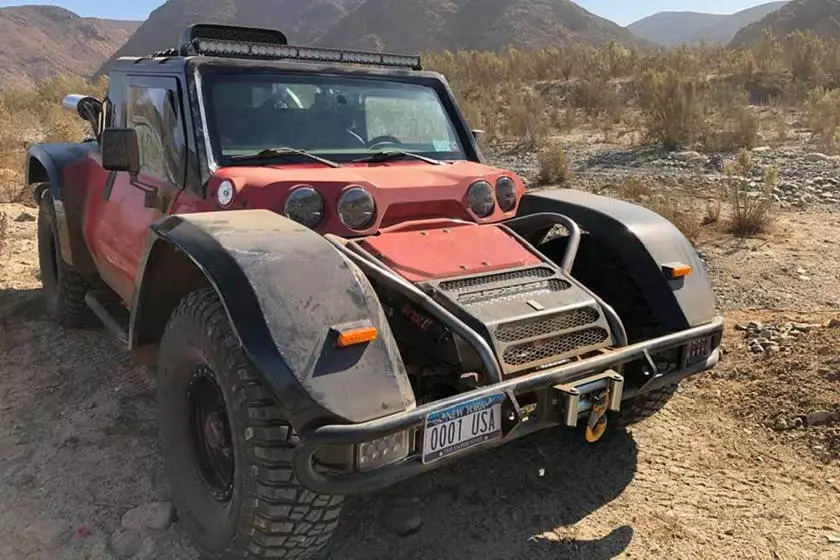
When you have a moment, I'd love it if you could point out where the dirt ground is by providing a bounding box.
[1,200,839,560]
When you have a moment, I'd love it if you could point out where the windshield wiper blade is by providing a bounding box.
[230,147,341,168]
[354,150,442,165]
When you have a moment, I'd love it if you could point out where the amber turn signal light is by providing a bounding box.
[336,326,378,348]
[662,262,693,280]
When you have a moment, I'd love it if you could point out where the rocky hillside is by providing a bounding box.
[0,6,139,88]
[629,2,788,45]
[104,0,644,65]
[731,0,840,46]
[106,0,365,63]
[317,0,646,51]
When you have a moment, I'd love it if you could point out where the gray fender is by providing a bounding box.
[26,142,99,273]
[518,189,716,332]
[134,209,415,429]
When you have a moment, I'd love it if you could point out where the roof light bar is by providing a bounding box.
[186,37,422,70]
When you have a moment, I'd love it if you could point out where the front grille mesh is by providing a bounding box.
[496,307,600,343]
[439,267,555,293]
[458,279,571,306]
[503,327,609,366]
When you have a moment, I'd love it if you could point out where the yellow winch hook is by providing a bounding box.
[584,391,610,443]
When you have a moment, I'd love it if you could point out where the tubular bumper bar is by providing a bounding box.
[294,316,724,495]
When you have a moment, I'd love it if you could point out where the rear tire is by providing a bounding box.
[157,288,343,560]
[37,191,97,328]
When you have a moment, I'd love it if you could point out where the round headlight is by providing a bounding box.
[284,186,325,228]
[468,181,495,218]
[338,186,376,230]
[496,177,517,212]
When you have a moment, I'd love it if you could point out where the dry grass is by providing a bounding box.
[0,75,105,204]
[723,150,777,237]
[425,32,840,153]
[806,88,840,154]
[536,142,571,185]
[613,176,701,243]
[0,211,7,258]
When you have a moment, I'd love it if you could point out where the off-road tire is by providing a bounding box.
[615,384,678,427]
[157,288,343,560]
[37,191,98,328]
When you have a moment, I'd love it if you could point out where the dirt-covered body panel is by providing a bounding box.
[518,189,716,332]
[141,209,415,428]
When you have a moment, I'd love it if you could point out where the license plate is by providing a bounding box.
[422,393,505,464]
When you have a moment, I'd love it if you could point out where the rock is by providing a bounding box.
[806,410,833,426]
[765,343,781,355]
[382,508,423,536]
[121,502,175,532]
[799,275,811,281]
[24,519,72,550]
[805,152,829,162]
[792,417,804,428]
[735,324,749,331]
[773,417,789,431]
[110,528,142,558]
[829,319,840,329]
[14,212,35,222]
[752,146,772,154]
[674,150,701,162]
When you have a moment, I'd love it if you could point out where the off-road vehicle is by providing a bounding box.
[26,24,723,559]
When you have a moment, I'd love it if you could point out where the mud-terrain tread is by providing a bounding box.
[616,384,678,427]
[159,289,343,560]
[37,192,98,328]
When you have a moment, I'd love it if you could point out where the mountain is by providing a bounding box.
[730,0,840,46]
[317,0,646,51]
[106,0,365,64]
[628,2,788,46]
[104,0,644,67]
[0,5,139,88]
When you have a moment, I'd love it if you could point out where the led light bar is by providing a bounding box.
[189,38,422,70]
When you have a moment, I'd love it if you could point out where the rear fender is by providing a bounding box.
[133,209,415,429]
[517,189,716,332]
[26,143,98,274]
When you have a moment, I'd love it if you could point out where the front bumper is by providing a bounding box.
[293,316,724,495]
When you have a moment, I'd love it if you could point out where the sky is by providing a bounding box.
[0,0,780,26]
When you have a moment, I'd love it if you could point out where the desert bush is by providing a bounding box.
[616,176,653,201]
[0,210,7,257]
[724,150,776,237]
[638,69,704,150]
[806,87,840,153]
[536,142,571,185]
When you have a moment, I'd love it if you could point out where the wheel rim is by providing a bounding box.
[188,366,235,502]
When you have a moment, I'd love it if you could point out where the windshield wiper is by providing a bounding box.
[354,150,443,165]
[230,147,341,168]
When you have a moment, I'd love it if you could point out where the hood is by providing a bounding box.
[209,160,527,236]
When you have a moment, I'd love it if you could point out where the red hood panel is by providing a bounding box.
[211,160,526,236]
[358,223,542,282]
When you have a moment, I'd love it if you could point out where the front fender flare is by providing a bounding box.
[518,189,716,331]
[134,209,415,429]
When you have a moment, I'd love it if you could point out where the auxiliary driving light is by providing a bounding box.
[338,186,376,230]
[284,186,324,228]
[356,431,411,472]
[495,176,517,212]
[468,180,496,217]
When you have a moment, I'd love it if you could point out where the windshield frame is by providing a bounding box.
[195,63,480,169]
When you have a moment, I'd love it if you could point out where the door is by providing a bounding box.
[85,75,188,305]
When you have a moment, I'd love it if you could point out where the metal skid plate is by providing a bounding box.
[422,264,614,375]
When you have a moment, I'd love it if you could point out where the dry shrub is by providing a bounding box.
[616,176,653,201]
[507,89,549,148]
[806,88,840,153]
[536,142,571,185]
[638,69,704,150]
[0,210,7,261]
[701,103,760,152]
[724,150,776,237]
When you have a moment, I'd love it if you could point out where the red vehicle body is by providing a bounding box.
[25,24,723,560]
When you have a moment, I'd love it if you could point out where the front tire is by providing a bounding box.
[616,385,678,427]
[157,289,343,560]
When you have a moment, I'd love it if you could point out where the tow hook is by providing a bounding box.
[584,390,610,443]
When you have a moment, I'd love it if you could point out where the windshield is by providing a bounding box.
[202,73,467,164]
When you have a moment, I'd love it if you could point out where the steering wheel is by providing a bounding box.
[367,135,403,150]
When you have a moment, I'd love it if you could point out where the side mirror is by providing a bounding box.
[63,94,103,141]
[101,128,140,174]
